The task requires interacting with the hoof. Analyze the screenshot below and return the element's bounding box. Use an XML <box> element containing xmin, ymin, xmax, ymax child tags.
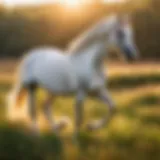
<box><xmin>54</xmin><ymin>116</ymin><xmax>71</xmax><ymax>132</ymax></box>
<box><xmin>86</xmin><ymin>120</ymin><xmax>103</xmax><ymax>131</ymax></box>
<box><xmin>30</xmin><ymin>125</ymin><xmax>40</xmax><ymax>137</ymax></box>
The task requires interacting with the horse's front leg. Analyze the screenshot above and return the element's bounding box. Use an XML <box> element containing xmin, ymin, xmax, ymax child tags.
<box><xmin>74</xmin><ymin>90</ymin><xmax>86</xmax><ymax>136</ymax></box>
<box><xmin>43</xmin><ymin>93</ymin><xmax>69</xmax><ymax>134</ymax></box>
<box><xmin>87</xmin><ymin>89</ymin><xmax>116</xmax><ymax>131</ymax></box>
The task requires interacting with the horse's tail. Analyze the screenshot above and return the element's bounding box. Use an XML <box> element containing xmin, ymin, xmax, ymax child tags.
<box><xmin>8</xmin><ymin>84</ymin><xmax>27</xmax><ymax>108</ymax></box>
<box><xmin>6</xmin><ymin>81</ymin><xmax>28</xmax><ymax>120</ymax></box>
<box><xmin>6</xmin><ymin>56</ymin><xmax>29</xmax><ymax>120</ymax></box>
<box><xmin>7</xmin><ymin>52</ymin><xmax>33</xmax><ymax>110</ymax></box>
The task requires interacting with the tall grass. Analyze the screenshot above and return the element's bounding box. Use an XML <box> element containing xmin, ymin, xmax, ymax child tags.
<box><xmin>0</xmin><ymin>62</ymin><xmax>160</xmax><ymax>160</ymax></box>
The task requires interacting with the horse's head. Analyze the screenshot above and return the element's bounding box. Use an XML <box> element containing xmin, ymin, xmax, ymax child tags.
<box><xmin>113</xmin><ymin>14</ymin><xmax>139</xmax><ymax>61</ymax></box>
<box><xmin>102</xmin><ymin>14</ymin><xmax>139</xmax><ymax>61</ymax></box>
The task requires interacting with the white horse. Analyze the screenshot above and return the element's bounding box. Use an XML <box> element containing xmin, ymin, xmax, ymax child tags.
<box><xmin>7</xmin><ymin>14</ymin><xmax>139</xmax><ymax>135</ymax></box>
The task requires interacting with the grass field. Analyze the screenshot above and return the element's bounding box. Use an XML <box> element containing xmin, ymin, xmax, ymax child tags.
<box><xmin>0</xmin><ymin>60</ymin><xmax>160</xmax><ymax>160</ymax></box>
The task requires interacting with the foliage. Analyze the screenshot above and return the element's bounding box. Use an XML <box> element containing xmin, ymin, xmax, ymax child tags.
<box><xmin>0</xmin><ymin>0</ymin><xmax>159</xmax><ymax>59</ymax></box>
<box><xmin>132</xmin><ymin>0</ymin><xmax>160</xmax><ymax>59</ymax></box>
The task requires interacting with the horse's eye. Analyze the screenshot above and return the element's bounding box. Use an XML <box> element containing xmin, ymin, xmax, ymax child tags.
<box><xmin>117</xmin><ymin>30</ymin><xmax>125</xmax><ymax>39</ymax></box>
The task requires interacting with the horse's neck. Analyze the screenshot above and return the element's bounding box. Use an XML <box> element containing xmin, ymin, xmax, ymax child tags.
<box><xmin>69</xmin><ymin>41</ymin><xmax>107</xmax><ymax>70</ymax></box>
<box><xmin>92</xmin><ymin>42</ymin><xmax>107</xmax><ymax>68</ymax></box>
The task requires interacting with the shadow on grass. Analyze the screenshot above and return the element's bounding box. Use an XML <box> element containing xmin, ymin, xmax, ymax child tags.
<box><xmin>108</xmin><ymin>73</ymin><xmax>160</xmax><ymax>89</ymax></box>
<box><xmin>0</xmin><ymin>122</ymin><xmax>64</xmax><ymax>160</ymax></box>
<box><xmin>129</xmin><ymin>94</ymin><xmax>160</xmax><ymax>107</ymax></box>
<box><xmin>139</xmin><ymin>115</ymin><xmax>160</xmax><ymax>125</ymax></box>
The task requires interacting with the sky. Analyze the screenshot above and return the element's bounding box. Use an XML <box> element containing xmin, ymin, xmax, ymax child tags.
<box><xmin>2</xmin><ymin>0</ymin><xmax>125</xmax><ymax>6</ymax></box>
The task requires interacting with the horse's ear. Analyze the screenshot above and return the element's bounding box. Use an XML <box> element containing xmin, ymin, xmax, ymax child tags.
<box><xmin>117</xmin><ymin>14</ymin><xmax>130</xmax><ymax>26</ymax></box>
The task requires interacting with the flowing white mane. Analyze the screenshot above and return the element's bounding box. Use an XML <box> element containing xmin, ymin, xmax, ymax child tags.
<box><xmin>67</xmin><ymin>14</ymin><xmax>117</xmax><ymax>55</ymax></box>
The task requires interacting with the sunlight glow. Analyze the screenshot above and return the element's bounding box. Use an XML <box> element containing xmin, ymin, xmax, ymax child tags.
<box><xmin>103</xmin><ymin>0</ymin><xmax>126</xmax><ymax>3</ymax></box>
<box><xmin>59</xmin><ymin>0</ymin><xmax>80</xmax><ymax>5</ymax></box>
<box><xmin>3</xmin><ymin>0</ymin><xmax>126</xmax><ymax>7</ymax></box>
<box><xmin>56</xmin><ymin>0</ymin><xmax>83</xmax><ymax>7</ymax></box>
<box><xmin>6</xmin><ymin>90</ymin><xmax>28</xmax><ymax>122</ymax></box>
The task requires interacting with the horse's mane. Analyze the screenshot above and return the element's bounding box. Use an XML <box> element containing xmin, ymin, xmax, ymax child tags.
<box><xmin>66</xmin><ymin>21</ymin><xmax>102</xmax><ymax>55</ymax></box>
<box><xmin>66</xmin><ymin>14</ymin><xmax>117</xmax><ymax>55</ymax></box>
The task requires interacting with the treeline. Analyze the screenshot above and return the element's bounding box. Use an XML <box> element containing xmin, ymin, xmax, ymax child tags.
<box><xmin>0</xmin><ymin>0</ymin><xmax>159</xmax><ymax>59</ymax></box>
<box><xmin>132</xmin><ymin>0</ymin><xmax>160</xmax><ymax>59</ymax></box>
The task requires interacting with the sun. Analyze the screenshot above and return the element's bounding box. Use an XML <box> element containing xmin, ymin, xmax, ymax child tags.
<box><xmin>103</xmin><ymin>0</ymin><xmax>126</xmax><ymax>3</ymax></box>
<box><xmin>58</xmin><ymin>0</ymin><xmax>82</xmax><ymax>7</ymax></box>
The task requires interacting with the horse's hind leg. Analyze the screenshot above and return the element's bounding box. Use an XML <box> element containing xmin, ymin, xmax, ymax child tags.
<box><xmin>28</xmin><ymin>84</ymin><xmax>39</xmax><ymax>134</ymax></box>
<box><xmin>87</xmin><ymin>89</ymin><xmax>116</xmax><ymax>131</ymax></box>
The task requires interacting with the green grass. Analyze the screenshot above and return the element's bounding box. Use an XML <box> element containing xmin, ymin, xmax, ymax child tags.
<box><xmin>0</xmin><ymin>63</ymin><xmax>160</xmax><ymax>160</ymax></box>
<box><xmin>108</xmin><ymin>73</ymin><xmax>160</xmax><ymax>89</ymax></box>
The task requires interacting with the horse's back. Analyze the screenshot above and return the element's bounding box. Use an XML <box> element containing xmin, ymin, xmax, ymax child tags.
<box><xmin>19</xmin><ymin>47</ymin><xmax>78</xmax><ymax>93</ymax></box>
